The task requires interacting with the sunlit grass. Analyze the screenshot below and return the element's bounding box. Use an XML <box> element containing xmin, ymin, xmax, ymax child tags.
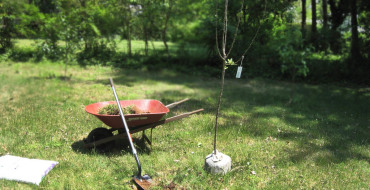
<box><xmin>0</xmin><ymin>60</ymin><xmax>369</xmax><ymax>189</ymax></box>
<box><xmin>13</xmin><ymin>38</ymin><xmax>182</xmax><ymax>54</ymax></box>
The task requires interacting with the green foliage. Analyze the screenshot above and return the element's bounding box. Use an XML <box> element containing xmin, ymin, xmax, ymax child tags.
<box><xmin>0</xmin><ymin>15</ymin><xmax>15</xmax><ymax>51</ymax></box>
<box><xmin>314</xmin><ymin>27</ymin><xmax>345</xmax><ymax>53</ymax></box>
<box><xmin>35</xmin><ymin>41</ymin><xmax>62</xmax><ymax>61</ymax></box>
<box><xmin>77</xmin><ymin>40</ymin><xmax>116</xmax><ymax>66</ymax></box>
<box><xmin>15</xmin><ymin>3</ymin><xmax>45</xmax><ymax>38</ymax></box>
<box><xmin>0</xmin><ymin>0</ymin><xmax>20</xmax><ymax>50</ymax></box>
<box><xmin>270</xmin><ymin>25</ymin><xmax>310</xmax><ymax>81</ymax></box>
<box><xmin>358</xmin><ymin>11</ymin><xmax>370</xmax><ymax>60</ymax></box>
<box><xmin>8</xmin><ymin>46</ymin><xmax>36</xmax><ymax>62</ymax></box>
<box><xmin>0</xmin><ymin>49</ymin><xmax>11</xmax><ymax>61</ymax></box>
<box><xmin>41</xmin><ymin>15</ymin><xmax>60</xmax><ymax>46</ymax></box>
<box><xmin>0</xmin><ymin>0</ymin><xmax>368</xmax><ymax>83</ymax></box>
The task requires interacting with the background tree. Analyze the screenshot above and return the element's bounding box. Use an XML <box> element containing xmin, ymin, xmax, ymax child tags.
<box><xmin>212</xmin><ymin>0</ymin><xmax>267</xmax><ymax>156</ymax></box>
<box><xmin>59</xmin><ymin>5</ymin><xmax>82</xmax><ymax>77</ymax></box>
<box><xmin>0</xmin><ymin>0</ymin><xmax>27</xmax><ymax>51</ymax></box>
<box><xmin>311</xmin><ymin>0</ymin><xmax>317</xmax><ymax>44</ymax></box>
<box><xmin>301</xmin><ymin>0</ymin><xmax>306</xmax><ymax>39</ymax></box>
<box><xmin>322</xmin><ymin>0</ymin><xmax>328</xmax><ymax>29</ymax></box>
<box><xmin>350</xmin><ymin>0</ymin><xmax>359</xmax><ymax>60</ymax></box>
<box><xmin>328</xmin><ymin>0</ymin><xmax>349</xmax><ymax>30</ymax></box>
<box><xmin>162</xmin><ymin>0</ymin><xmax>173</xmax><ymax>57</ymax></box>
<box><xmin>0</xmin><ymin>0</ymin><xmax>368</xmax><ymax>83</ymax></box>
<box><xmin>139</xmin><ymin>0</ymin><xmax>151</xmax><ymax>56</ymax></box>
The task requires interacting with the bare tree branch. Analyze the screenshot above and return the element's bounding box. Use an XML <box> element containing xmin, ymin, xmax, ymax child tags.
<box><xmin>215</xmin><ymin>1</ymin><xmax>225</xmax><ymax>61</ymax></box>
<box><xmin>235</xmin><ymin>0</ymin><xmax>267</xmax><ymax>64</ymax></box>
<box><xmin>226</xmin><ymin>0</ymin><xmax>244</xmax><ymax>58</ymax></box>
<box><xmin>222</xmin><ymin>0</ymin><xmax>228</xmax><ymax>57</ymax></box>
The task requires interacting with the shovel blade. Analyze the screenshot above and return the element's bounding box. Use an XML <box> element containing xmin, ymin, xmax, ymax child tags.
<box><xmin>133</xmin><ymin>175</ymin><xmax>152</xmax><ymax>190</ymax></box>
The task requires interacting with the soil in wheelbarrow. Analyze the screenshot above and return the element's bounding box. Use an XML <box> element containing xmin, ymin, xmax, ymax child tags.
<box><xmin>98</xmin><ymin>104</ymin><xmax>150</xmax><ymax>115</ymax></box>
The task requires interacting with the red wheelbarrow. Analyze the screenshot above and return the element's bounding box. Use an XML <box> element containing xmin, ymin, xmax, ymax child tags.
<box><xmin>84</xmin><ymin>98</ymin><xmax>203</xmax><ymax>151</ymax></box>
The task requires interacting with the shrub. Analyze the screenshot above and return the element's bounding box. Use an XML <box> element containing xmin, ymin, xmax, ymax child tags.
<box><xmin>76</xmin><ymin>41</ymin><xmax>116</xmax><ymax>66</ymax></box>
<box><xmin>269</xmin><ymin>25</ymin><xmax>310</xmax><ymax>81</ymax></box>
<box><xmin>35</xmin><ymin>41</ymin><xmax>63</xmax><ymax>61</ymax></box>
<box><xmin>8</xmin><ymin>47</ymin><xmax>35</xmax><ymax>62</ymax></box>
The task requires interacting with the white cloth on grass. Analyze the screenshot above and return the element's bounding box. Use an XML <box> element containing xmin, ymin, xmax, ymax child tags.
<box><xmin>0</xmin><ymin>155</ymin><xmax>58</xmax><ymax>185</ymax></box>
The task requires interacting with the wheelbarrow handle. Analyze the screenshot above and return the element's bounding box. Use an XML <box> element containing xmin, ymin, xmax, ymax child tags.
<box><xmin>166</xmin><ymin>98</ymin><xmax>189</xmax><ymax>109</ymax></box>
<box><xmin>165</xmin><ymin>108</ymin><xmax>204</xmax><ymax>123</ymax></box>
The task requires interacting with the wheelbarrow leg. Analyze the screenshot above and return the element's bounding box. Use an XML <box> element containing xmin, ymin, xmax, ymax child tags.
<box><xmin>141</xmin><ymin>130</ymin><xmax>152</xmax><ymax>146</ymax></box>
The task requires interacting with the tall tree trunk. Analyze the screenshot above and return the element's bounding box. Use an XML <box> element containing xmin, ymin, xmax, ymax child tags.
<box><xmin>162</xmin><ymin>0</ymin><xmax>173</xmax><ymax>58</ymax></box>
<box><xmin>322</xmin><ymin>0</ymin><xmax>328</xmax><ymax>29</ymax></box>
<box><xmin>127</xmin><ymin>20</ymin><xmax>132</xmax><ymax>57</ymax></box>
<box><xmin>144</xmin><ymin>26</ymin><xmax>149</xmax><ymax>56</ymax></box>
<box><xmin>143</xmin><ymin>0</ymin><xmax>150</xmax><ymax>56</ymax></box>
<box><xmin>350</xmin><ymin>0</ymin><xmax>359</xmax><ymax>60</ymax></box>
<box><xmin>328</xmin><ymin>0</ymin><xmax>349</xmax><ymax>30</ymax></box>
<box><xmin>1</xmin><ymin>17</ymin><xmax>13</xmax><ymax>49</ymax></box>
<box><xmin>301</xmin><ymin>0</ymin><xmax>306</xmax><ymax>39</ymax></box>
<box><xmin>311</xmin><ymin>0</ymin><xmax>317</xmax><ymax>35</ymax></box>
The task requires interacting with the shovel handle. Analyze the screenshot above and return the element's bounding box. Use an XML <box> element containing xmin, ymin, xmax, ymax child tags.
<box><xmin>109</xmin><ymin>78</ymin><xmax>114</xmax><ymax>87</ymax></box>
<box><xmin>110</xmin><ymin>78</ymin><xmax>142</xmax><ymax>178</ymax></box>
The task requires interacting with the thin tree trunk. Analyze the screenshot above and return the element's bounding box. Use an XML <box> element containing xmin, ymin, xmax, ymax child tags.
<box><xmin>64</xmin><ymin>43</ymin><xmax>70</xmax><ymax>78</ymax></box>
<box><xmin>144</xmin><ymin>27</ymin><xmax>149</xmax><ymax>56</ymax></box>
<box><xmin>214</xmin><ymin>59</ymin><xmax>226</xmax><ymax>155</ymax></box>
<box><xmin>301</xmin><ymin>0</ymin><xmax>306</xmax><ymax>39</ymax></box>
<box><xmin>143</xmin><ymin>0</ymin><xmax>150</xmax><ymax>56</ymax></box>
<box><xmin>214</xmin><ymin>0</ymin><xmax>229</xmax><ymax>156</ymax></box>
<box><xmin>212</xmin><ymin>0</ymin><xmax>265</xmax><ymax>157</ymax></box>
<box><xmin>127</xmin><ymin>20</ymin><xmax>132</xmax><ymax>57</ymax></box>
<box><xmin>162</xmin><ymin>0</ymin><xmax>172</xmax><ymax>58</ymax></box>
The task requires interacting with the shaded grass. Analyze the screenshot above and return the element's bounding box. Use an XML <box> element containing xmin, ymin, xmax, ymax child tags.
<box><xmin>0</xmin><ymin>61</ymin><xmax>369</xmax><ymax>189</ymax></box>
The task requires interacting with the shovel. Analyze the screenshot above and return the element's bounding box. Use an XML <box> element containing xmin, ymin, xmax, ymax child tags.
<box><xmin>109</xmin><ymin>78</ymin><xmax>152</xmax><ymax>190</ymax></box>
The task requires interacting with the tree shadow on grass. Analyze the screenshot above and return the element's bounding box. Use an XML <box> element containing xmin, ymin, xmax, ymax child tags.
<box><xmin>81</xmin><ymin>68</ymin><xmax>370</xmax><ymax>166</ymax></box>
<box><xmin>225</xmin><ymin>82</ymin><xmax>369</xmax><ymax>165</ymax></box>
<box><xmin>181</xmin><ymin>79</ymin><xmax>370</xmax><ymax>166</ymax></box>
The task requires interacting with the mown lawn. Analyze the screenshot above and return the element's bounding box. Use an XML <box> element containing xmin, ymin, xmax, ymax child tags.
<box><xmin>0</xmin><ymin>60</ymin><xmax>369</xmax><ymax>189</ymax></box>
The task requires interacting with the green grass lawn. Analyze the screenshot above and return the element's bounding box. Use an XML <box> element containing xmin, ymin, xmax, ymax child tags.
<box><xmin>0</xmin><ymin>60</ymin><xmax>369</xmax><ymax>189</ymax></box>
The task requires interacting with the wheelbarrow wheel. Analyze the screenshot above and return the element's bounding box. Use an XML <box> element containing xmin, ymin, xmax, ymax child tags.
<box><xmin>86</xmin><ymin>128</ymin><xmax>114</xmax><ymax>152</ymax></box>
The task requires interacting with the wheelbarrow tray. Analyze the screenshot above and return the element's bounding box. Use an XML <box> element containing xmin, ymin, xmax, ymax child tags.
<box><xmin>85</xmin><ymin>99</ymin><xmax>170</xmax><ymax>128</ymax></box>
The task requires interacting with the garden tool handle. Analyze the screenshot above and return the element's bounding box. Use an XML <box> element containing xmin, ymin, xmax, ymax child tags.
<box><xmin>109</xmin><ymin>78</ymin><xmax>114</xmax><ymax>87</ymax></box>
<box><xmin>109</xmin><ymin>78</ymin><xmax>142</xmax><ymax>177</ymax></box>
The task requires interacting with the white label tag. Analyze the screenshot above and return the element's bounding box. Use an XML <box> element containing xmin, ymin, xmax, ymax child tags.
<box><xmin>236</xmin><ymin>66</ymin><xmax>243</xmax><ymax>78</ymax></box>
